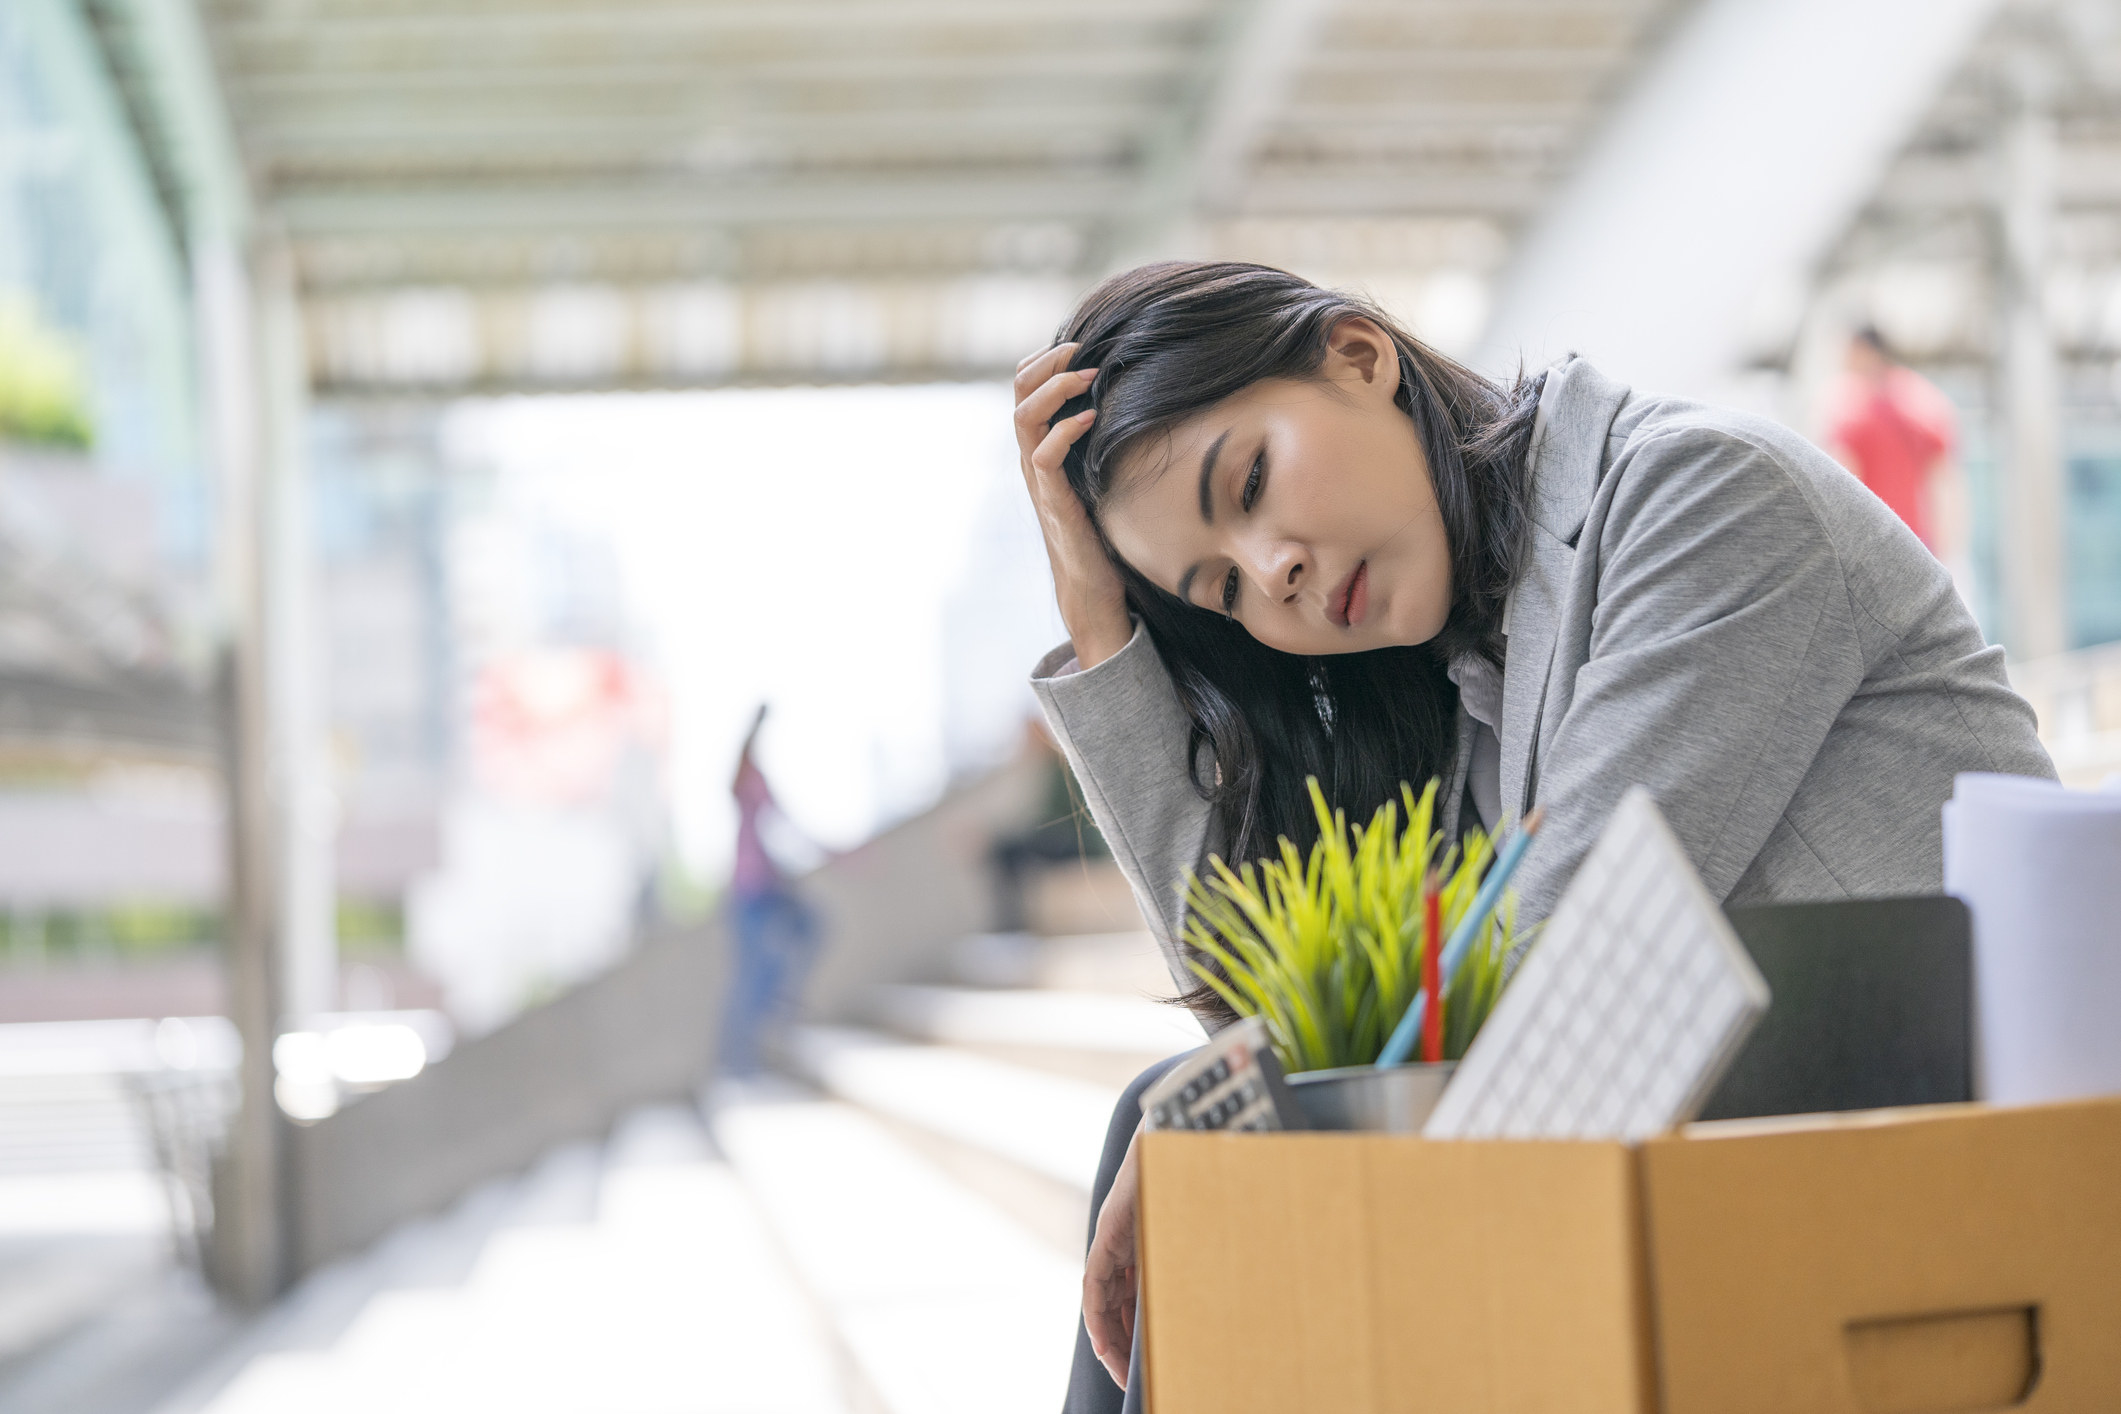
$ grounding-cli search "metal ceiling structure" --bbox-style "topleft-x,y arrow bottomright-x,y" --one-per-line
1810,0 -> 2121,371
184,0 -> 1686,393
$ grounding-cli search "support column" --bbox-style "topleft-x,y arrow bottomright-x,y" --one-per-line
257,238 -> 337,1027
198,232 -> 335,1302
1995,55 -> 2070,661
197,235 -> 283,1307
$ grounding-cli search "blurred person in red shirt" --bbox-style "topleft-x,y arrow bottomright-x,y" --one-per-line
1825,326 -> 1966,559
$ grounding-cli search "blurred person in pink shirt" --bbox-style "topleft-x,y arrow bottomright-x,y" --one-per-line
719,706 -> 819,1074
1825,326 -> 1968,566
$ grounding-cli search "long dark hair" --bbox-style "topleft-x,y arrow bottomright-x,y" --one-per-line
1054,261 -> 1542,889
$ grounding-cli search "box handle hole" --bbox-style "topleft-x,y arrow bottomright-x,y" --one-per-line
1844,1305 -> 2040,1414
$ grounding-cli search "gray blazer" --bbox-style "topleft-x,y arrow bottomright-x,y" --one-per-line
1031,357 -> 2056,989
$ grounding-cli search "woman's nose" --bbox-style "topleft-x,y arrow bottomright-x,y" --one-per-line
1243,540 -> 1306,603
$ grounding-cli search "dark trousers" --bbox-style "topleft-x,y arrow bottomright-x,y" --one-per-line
1063,1051 -> 1195,1414
718,888 -> 818,1074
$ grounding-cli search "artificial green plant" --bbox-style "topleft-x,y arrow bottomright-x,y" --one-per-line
1182,777 -> 1517,1074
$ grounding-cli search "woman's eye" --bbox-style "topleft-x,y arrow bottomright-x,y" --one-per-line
1241,454 -> 1264,511
1221,566 -> 1241,615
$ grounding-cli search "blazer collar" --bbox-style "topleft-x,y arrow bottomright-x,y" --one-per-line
1523,356 -> 1631,548
1496,357 -> 1631,819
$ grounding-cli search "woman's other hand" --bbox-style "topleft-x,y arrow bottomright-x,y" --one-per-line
1015,343 -> 1132,670
1082,1119 -> 1143,1388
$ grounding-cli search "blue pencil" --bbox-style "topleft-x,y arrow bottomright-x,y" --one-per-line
1375,809 -> 1544,1069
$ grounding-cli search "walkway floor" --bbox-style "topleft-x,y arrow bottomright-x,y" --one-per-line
3,930 -> 1195,1414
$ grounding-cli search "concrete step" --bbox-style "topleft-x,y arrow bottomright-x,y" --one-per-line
155,1105 -> 851,1414
706,1078 -> 1077,1414
784,1025 -> 1121,1192
865,984 -> 1204,1055
946,931 -> 1178,997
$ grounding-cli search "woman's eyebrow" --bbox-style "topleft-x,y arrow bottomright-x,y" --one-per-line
1197,429 -> 1231,524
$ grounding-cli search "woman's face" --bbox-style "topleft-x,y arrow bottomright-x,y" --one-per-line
1099,318 -> 1453,657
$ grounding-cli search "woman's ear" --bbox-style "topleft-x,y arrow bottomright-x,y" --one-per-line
1321,317 -> 1401,404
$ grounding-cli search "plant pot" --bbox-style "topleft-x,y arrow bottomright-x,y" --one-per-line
1286,1062 -> 1456,1132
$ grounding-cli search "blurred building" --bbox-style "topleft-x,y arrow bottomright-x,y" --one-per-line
412,494 -> 667,1032
0,0 -> 216,1005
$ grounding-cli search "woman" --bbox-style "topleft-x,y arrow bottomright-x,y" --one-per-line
1015,262 -> 2054,1408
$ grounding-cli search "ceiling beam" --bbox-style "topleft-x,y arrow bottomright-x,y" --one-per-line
209,0 -> 1209,43
209,0 -> 1622,27
271,164 -> 1544,265
1868,143 -> 2121,213
287,211 -> 1515,294
1327,1 -> 1665,46
225,49 -> 1188,95
234,96 -> 1620,149
1107,0 -> 1331,264
223,42 -> 1627,95
236,106 -> 1155,160
298,271 -> 1083,393
1273,99 -> 1595,136
272,173 -> 1136,236
1244,168 -> 1549,217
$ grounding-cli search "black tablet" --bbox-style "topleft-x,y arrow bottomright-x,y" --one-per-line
1698,896 -> 1973,1122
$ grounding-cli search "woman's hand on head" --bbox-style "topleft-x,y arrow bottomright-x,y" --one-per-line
1082,1119 -> 1143,1388
1015,343 -> 1132,670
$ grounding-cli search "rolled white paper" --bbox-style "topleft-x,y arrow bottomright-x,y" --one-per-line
1943,773 -> 2121,1104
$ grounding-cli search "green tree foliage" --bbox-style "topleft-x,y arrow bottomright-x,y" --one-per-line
0,296 -> 94,450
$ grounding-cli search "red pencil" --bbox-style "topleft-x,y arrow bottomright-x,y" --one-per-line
1421,868 -> 1443,1063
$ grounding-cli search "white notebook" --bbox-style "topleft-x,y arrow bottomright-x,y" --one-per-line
1423,787 -> 1769,1143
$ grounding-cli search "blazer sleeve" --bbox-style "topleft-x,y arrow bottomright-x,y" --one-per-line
1509,423 -> 1869,922
1030,622 -> 1215,988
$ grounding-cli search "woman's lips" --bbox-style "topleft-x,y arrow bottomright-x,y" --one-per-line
1330,560 -> 1370,628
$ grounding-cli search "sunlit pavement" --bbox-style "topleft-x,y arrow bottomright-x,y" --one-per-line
124,933 -> 1200,1414
0,1020 -> 239,1414
711,1080 -> 1079,1414
154,1080 -> 1088,1414
160,1108 -> 849,1414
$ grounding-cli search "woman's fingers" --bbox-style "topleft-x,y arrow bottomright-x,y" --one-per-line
1083,1262 -> 1135,1387
1027,408 -> 1094,486
1011,345 -> 1088,453
1081,1123 -> 1144,1389
1013,368 -> 1097,457
1026,405 -> 1130,667
1009,346 -> 1130,669
1014,340 -> 1077,390
1082,1224 -> 1135,1387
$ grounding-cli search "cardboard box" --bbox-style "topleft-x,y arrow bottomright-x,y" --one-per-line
1140,1097 -> 2121,1413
